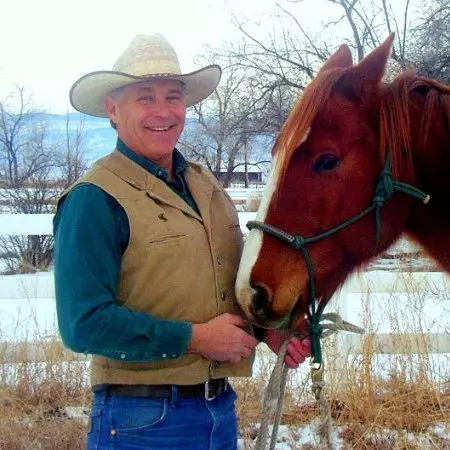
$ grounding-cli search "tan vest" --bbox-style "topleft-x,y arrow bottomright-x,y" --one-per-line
64,151 -> 254,386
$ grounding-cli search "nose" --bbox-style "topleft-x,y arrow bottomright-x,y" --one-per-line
249,284 -> 273,324
152,102 -> 171,118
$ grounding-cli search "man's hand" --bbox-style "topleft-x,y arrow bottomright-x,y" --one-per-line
187,313 -> 258,364
264,329 -> 311,369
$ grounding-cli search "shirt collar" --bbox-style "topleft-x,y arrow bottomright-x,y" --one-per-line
116,138 -> 189,181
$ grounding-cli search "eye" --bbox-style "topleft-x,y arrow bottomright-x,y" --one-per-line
313,153 -> 341,173
139,96 -> 154,104
167,95 -> 183,104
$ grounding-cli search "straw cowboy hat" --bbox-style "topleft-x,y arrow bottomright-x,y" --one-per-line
70,33 -> 222,118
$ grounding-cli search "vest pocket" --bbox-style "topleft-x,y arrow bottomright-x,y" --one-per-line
147,233 -> 186,247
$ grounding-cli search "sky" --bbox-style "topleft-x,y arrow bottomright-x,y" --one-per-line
0,0 -> 417,114
0,0 -> 280,113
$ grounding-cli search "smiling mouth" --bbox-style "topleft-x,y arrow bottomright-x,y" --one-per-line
145,125 -> 176,132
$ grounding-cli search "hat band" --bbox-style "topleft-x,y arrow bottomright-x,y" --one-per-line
113,61 -> 182,77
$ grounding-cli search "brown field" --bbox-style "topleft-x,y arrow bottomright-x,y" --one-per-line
0,277 -> 449,449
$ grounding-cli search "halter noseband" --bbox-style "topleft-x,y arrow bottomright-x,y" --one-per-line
247,159 -> 430,364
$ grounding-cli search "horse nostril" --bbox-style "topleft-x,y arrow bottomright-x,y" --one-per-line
250,284 -> 272,321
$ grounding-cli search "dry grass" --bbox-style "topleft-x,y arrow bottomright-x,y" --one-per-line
0,338 -> 90,449
234,272 -> 449,448
233,357 -> 449,448
0,399 -> 87,450
0,272 -> 449,448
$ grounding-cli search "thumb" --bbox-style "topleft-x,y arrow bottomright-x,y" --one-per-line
227,313 -> 248,328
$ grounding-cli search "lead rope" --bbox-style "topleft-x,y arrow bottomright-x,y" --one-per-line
254,313 -> 365,450
249,158 -> 429,448
254,339 -> 290,450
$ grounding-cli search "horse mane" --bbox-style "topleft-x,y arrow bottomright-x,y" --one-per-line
274,66 -> 450,182
273,67 -> 348,179
380,72 -> 450,178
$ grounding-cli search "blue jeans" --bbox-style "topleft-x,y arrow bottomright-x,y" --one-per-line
86,385 -> 238,449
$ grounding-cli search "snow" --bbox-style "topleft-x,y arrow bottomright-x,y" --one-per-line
0,212 -> 449,447
237,423 -> 345,449
236,422 -> 449,449
0,211 -> 254,236
0,296 -> 56,341
0,214 -> 54,236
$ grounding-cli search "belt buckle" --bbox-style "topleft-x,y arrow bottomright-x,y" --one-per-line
204,380 -> 216,401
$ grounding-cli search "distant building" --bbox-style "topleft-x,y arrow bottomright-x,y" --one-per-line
216,164 -> 265,185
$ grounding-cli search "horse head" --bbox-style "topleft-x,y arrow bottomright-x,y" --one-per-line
236,34 -> 439,330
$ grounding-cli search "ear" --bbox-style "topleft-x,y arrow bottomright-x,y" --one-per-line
345,33 -> 395,85
104,95 -> 118,124
317,44 -> 353,75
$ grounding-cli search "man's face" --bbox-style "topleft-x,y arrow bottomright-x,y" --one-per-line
105,79 -> 186,165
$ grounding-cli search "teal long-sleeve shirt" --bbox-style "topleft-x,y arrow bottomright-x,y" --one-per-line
53,140 -> 199,362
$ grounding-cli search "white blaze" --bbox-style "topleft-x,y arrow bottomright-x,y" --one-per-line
235,128 -> 311,311
235,152 -> 282,307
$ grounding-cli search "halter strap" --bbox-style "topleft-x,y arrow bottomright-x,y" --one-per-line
247,158 -> 429,364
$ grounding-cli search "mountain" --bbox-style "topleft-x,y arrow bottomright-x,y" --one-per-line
33,112 -> 274,171
40,112 -> 117,162
37,112 -> 209,163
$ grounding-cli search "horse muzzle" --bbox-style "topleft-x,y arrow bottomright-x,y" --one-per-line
244,283 -> 302,330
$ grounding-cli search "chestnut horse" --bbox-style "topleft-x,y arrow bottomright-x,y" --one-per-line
236,34 -> 450,336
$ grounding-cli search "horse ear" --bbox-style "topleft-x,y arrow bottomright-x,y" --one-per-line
317,44 -> 353,75
346,33 -> 395,85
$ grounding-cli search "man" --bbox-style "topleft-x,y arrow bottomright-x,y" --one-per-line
54,33 -> 311,449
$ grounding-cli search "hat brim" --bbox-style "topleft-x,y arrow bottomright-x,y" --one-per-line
70,64 -> 221,118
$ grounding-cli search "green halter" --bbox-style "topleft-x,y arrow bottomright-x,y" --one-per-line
247,158 -> 430,365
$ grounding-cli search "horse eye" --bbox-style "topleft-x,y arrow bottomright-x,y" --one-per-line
313,154 -> 340,172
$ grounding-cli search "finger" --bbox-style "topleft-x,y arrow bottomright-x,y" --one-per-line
290,337 -> 312,358
301,337 -> 312,351
284,355 -> 299,369
300,338 -> 312,357
243,335 -> 259,348
238,330 -> 258,347
286,349 -> 306,364
228,314 -> 248,328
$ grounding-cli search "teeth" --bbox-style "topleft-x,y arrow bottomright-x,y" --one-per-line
148,126 -> 171,131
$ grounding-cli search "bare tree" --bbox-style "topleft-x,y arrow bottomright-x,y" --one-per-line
57,113 -> 88,188
0,87 -> 87,273
219,0 -> 420,102
0,86 -> 42,188
180,47 -> 274,187
178,0 -> 450,191
178,0 -> 450,190
410,0 -> 450,81
0,87 -> 58,212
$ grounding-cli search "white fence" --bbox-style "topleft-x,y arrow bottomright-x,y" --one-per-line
0,213 -> 449,364
0,214 -> 54,236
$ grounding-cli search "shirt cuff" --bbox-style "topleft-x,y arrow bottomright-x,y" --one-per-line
96,321 -> 192,362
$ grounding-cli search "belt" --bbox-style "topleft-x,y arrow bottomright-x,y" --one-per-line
102,378 -> 228,401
